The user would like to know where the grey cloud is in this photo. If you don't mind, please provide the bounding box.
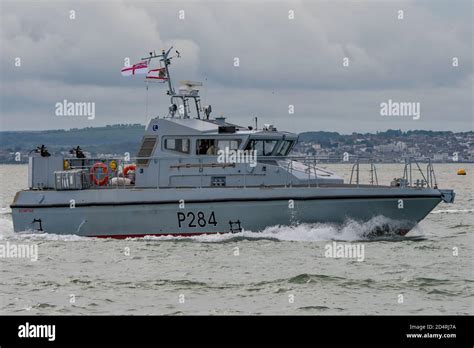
[0,0,472,132]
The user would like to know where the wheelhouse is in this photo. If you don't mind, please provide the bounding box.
[137,117,298,161]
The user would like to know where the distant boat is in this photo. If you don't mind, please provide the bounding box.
[457,169,467,175]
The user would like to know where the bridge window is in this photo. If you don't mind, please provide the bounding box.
[217,139,241,151]
[196,139,241,155]
[275,140,294,156]
[164,138,190,154]
[197,139,217,155]
[245,139,278,156]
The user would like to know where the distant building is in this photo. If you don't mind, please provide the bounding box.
[433,153,449,161]
[395,141,407,152]
[374,141,406,153]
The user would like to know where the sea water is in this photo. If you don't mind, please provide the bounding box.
[0,164,472,315]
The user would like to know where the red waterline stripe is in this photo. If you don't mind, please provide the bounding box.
[88,232,224,239]
[398,229,409,236]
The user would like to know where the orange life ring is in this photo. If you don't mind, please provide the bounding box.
[123,164,136,177]
[90,162,109,186]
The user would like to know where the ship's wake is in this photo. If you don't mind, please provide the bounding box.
[145,216,424,243]
[0,218,88,242]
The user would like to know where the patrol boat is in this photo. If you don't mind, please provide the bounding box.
[11,48,455,238]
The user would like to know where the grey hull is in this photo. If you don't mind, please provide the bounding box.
[11,186,445,237]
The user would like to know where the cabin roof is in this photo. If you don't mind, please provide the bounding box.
[145,117,297,138]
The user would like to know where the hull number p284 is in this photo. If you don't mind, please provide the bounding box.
[177,211,218,228]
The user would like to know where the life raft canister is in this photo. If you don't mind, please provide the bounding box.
[90,162,109,186]
[123,164,136,177]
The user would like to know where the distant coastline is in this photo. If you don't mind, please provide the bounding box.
[1,124,472,164]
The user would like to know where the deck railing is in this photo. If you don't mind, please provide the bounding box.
[61,154,439,190]
[402,156,438,188]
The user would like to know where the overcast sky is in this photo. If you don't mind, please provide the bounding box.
[0,0,472,133]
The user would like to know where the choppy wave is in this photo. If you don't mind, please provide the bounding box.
[0,217,13,234]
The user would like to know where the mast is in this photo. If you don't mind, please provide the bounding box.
[142,47,208,120]
[142,47,175,99]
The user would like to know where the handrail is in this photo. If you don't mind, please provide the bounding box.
[59,154,439,190]
[401,157,438,188]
